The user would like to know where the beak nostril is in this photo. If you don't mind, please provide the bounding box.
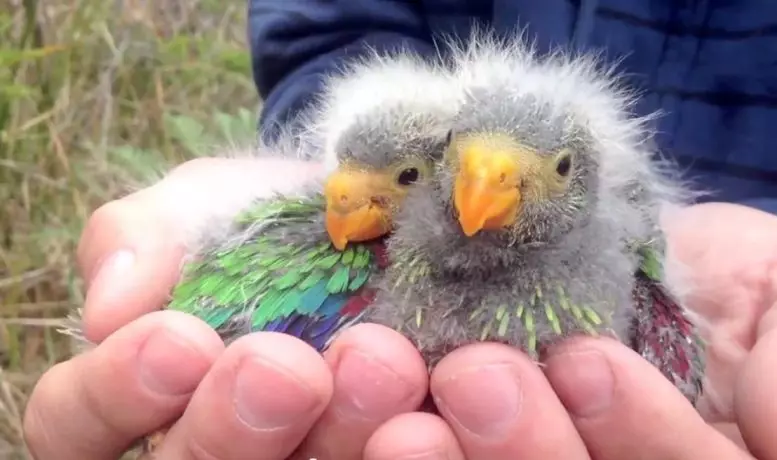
[340,194,348,202]
[499,173,507,184]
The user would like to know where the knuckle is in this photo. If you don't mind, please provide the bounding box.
[85,199,129,237]
[76,199,131,265]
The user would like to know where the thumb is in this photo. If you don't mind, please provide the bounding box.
[78,156,325,343]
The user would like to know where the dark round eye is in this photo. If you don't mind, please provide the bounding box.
[556,155,572,177]
[397,167,420,186]
[445,129,454,145]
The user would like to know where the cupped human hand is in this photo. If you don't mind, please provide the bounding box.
[24,155,777,460]
[386,337,751,460]
[662,202,777,456]
[370,202,777,460]
[22,157,436,460]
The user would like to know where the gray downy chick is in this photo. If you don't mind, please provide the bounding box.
[365,32,706,405]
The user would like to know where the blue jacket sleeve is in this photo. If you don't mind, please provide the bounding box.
[248,0,438,144]
[737,198,777,215]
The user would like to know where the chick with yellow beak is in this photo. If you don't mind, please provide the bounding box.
[452,133,532,237]
[324,166,400,251]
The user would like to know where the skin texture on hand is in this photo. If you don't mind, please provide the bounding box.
[23,157,777,459]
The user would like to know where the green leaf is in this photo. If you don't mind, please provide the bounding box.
[107,145,167,183]
[0,83,36,98]
[0,45,66,66]
[164,113,212,157]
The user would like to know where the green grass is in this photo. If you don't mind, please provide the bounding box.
[0,0,259,456]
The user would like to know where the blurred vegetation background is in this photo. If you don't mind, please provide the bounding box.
[0,0,260,456]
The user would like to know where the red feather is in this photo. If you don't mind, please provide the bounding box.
[631,272,703,403]
[367,240,390,269]
[341,288,377,316]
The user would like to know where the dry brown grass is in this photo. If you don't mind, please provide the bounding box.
[0,0,259,456]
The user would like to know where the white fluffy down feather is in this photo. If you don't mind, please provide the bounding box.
[308,46,461,172]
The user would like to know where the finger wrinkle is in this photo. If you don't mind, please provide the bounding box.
[24,393,63,459]
[77,355,137,444]
[543,348,614,419]
[184,435,227,460]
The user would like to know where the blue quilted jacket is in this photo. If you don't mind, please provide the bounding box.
[248,0,777,212]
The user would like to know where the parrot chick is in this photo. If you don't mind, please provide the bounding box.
[365,32,706,405]
[167,49,459,348]
[135,50,458,459]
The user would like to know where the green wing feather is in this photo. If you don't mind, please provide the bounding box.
[166,193,383,349]
[635,240,663,281]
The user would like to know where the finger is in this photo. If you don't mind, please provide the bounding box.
[292,324,429,460]
[543,336,751,460]
[77,195,188,343]
[735,322,777,460]
[23,311,224,460]
[711,422,749,451]
[78,157,325,343]
[430,343,590,459]
[363,412,466,460]
[155,332,333,460]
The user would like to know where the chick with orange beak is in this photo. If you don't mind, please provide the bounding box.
[324,157,432,251]
[111,49,463,459]
[449,127,580,240]
[361,34,704,407]
[322,112,455,249]
[315,60,461,249]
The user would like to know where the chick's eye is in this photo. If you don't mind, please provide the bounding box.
[556,154,572,177]
[445,129,454,145]
[397,167,420,186]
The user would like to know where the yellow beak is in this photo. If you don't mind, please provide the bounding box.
[324,168,393,250]
[454,145,521,237]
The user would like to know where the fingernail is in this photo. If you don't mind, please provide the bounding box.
[332,349,414,421]
[138,328,211,395]
[233,357,321,430]
[90,249,135,287]
[544,349,614,417]
[434,363,522,438]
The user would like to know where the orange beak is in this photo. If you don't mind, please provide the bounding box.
[453,145,521,237]
[324,168,393,250]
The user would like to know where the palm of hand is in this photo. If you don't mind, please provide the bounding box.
[664,202,777,431]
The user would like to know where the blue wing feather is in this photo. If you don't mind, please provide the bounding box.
[297,280,331,313]
[168,194,383,352]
